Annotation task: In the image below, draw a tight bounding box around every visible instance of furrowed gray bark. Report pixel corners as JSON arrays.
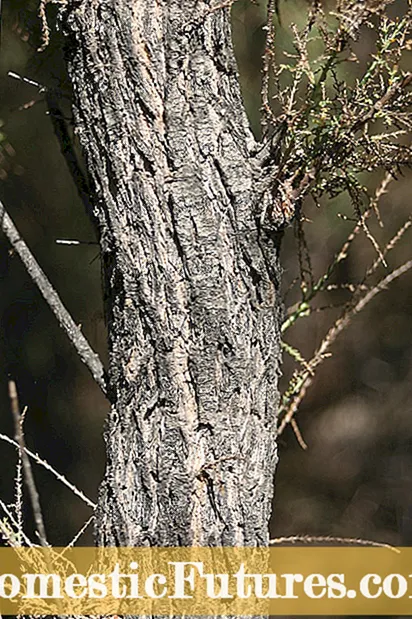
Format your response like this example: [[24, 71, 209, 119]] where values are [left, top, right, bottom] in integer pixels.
[[60, 0, 282, 547]]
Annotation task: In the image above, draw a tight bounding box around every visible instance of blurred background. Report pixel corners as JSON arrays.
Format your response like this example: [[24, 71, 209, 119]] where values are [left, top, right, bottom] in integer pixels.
[[0, 0, 412, 549]]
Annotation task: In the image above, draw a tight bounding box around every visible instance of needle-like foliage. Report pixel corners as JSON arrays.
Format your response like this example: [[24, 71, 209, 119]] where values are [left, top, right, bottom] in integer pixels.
[[260, 0, 412, 228]]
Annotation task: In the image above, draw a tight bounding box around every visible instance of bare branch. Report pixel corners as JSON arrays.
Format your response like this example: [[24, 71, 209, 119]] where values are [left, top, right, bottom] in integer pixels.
[[9, 380, 48, 547], [0, 499, 34, 547], [59, 515, 94, 553], [336, 173, 393, 264], [0, 199, 107, 395], [269, 534, 398, 552], [290, 418, 308, 450], [365, 217, 412, 280], [0, 432, 96, 509], [282, 172, 394, 333], [278, 259, 412, 434], [13, 408, 24, 545], [261, 0, 278, 130]]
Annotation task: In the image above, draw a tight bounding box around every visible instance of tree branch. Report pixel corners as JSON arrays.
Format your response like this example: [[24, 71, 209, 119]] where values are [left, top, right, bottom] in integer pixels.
[[0, 431, 96, 508], [278, 258, 412, 435], [0, 199, 107, 395], [9, 379, 48, 547]]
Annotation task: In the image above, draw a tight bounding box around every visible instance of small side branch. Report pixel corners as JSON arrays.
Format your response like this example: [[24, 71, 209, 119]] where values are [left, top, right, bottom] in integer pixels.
[[46, 92, 94, 221], [278, 258, 412, 435], [269, 535, 398, 552], [9, 380, 48, 547], [0, 199, 107, 395], [0, 432, 96, 508], [261, 0, 278, 130]]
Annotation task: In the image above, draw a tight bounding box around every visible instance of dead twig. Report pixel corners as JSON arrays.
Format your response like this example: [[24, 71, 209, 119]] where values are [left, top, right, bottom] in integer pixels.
[[58, 515, 95, 554], [290, 418, 308, 450], [278, 259, 412, 434], [0, 200, 107, 394], [0, 499, 34, 547], [0, 432, 96, 509], [261, 0, 278, 130], [9, 380, 48, 547], [269, 534, 399, 552]]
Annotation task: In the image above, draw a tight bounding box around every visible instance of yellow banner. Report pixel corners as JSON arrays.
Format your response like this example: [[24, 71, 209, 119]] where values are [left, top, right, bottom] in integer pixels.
[[0, 546, 411, 615]]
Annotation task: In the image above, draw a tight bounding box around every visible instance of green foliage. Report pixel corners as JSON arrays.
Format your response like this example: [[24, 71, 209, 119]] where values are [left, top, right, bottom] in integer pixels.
[[266, 1, 412, 443], [264, 0, 412, 214]]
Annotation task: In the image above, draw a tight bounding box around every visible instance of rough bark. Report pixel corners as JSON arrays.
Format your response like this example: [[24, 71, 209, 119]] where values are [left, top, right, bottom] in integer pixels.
[[60, 0, 282, 547]]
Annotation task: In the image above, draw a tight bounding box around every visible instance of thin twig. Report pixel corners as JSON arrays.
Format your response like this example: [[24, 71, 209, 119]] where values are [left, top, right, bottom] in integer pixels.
[[278, 259, 412, 434], [0, 432, 96, 509], [365, 217, 412, 281], [281, 340, 314, 375], [8, 72, 95, 246], [290, 418, 308, 450], [359, 209, 387, 267], [9, 380, 48, 547], [261, 0, 278, 130], [45, 91, 94, 220], [282, 173, 393, 333], [14, 407, 25, 545], [58, 515, 95, 554], [0, 499, 34, 547], [207, 0, 240, 13], [352, 72, 412, 133], [269, 534, 399, 552], [0, 199, 107, 394], [337, 172, 393, 264]]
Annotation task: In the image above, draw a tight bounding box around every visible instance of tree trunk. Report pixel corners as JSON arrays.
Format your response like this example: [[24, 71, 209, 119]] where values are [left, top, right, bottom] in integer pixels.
[[60, 0, 282, 547]]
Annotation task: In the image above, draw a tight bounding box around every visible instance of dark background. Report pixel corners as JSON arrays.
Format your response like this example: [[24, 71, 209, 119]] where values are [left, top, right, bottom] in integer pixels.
[[0, 0, 412, 549]]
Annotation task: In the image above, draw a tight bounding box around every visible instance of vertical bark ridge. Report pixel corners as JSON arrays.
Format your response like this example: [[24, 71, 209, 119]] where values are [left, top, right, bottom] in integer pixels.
[[61, 0, 282, 547]]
